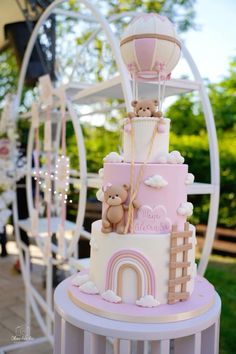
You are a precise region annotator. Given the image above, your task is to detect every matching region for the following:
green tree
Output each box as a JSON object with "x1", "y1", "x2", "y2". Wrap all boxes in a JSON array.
[{"x1": 166, "y1": 56, "x2": 236, "y2": 228}]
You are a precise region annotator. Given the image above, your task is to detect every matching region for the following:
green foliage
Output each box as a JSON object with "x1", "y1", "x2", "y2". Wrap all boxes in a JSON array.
[
  {"x1": 166, "y1": 56, "x2": 236, "y2": 228},
  {"x1": 205, "y1": 255, "x2": 236, "y2": 354},
  {"x1": 104, "y1": 0, "x2": 197, "y2": 33},
  {"x1": 209, "y1": 58, "x2": 236, "y2": 133},
  {"x1": 0, "y1": 49, "x2": 18, "y2": 108}
]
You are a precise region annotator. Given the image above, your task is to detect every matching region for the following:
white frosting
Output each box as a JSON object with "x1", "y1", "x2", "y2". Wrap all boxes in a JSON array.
[
  {"x1": 72, "y1": 273, "x2": 90, "y2": 287},
  {"x1": 156, "y1": 151, "x2": 184, "y2": 164},
  {"x1": 102, "y1": 290, "x2": 121, "y2": 303},
  {"x1": 79, "y1": 281, "x2": 99, "y2": 294},
  {"x1": 144, "y1": 174, "x2": 168, "y2": 188},
  {"x1": 136, "y1": 295, "x2": 160, "y2": 308},
  {"x1": 98, "y1": 168, "x2": 104, "y2": 178},
  {"x1": 103, "y1": 152, "x2": 124, "y2": 163},
  {"x1": 156, "y1": 155, "x2": 168, "y2": 164},
  {"x1": 177, "y1": 202, "x2": 193, "y2": 217},
  {"x1": 90, "y1": 237, "x2": 99, "y2": 251},
  {"x1": 185, "y1": 173, "x2": 195, "y2": 185},
  {"x1": 90, "y1": 220, "x2": 196, "y2": 305},
  {"x1": 96, "y1": 188, "x2": 104, "y2": 202},
  {"x1": 168, "y1": 151, "x2": 184, "y2": 164}
]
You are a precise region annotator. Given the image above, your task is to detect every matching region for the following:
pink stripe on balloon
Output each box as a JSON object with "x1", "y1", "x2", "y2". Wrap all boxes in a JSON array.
[
  {"x1": 135, "y1": 38, "x2": 156, "y2": 72},
  {"x1": 105, "y1": 249, "x2": 156, "y2": 297}
]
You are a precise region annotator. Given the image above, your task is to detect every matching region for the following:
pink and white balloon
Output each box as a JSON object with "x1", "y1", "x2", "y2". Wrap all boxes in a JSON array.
[{"x1": 120, "y1": 13, "x2": 181, "y2": 81}]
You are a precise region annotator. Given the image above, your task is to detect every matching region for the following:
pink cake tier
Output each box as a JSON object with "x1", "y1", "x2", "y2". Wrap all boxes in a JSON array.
[{"x1": 102, "y1": 162, "x2": 190, "y2": 233}]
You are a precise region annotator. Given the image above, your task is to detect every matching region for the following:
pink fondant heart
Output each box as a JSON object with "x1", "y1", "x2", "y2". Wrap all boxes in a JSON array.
[{"x1": 134, "y1": 205, "x2": 171, "y2": 234}]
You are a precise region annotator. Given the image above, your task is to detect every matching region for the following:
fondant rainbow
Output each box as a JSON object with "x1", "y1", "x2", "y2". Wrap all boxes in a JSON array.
[{"x1": 105, "y1": 249, "x2": 156, "y2": 298}]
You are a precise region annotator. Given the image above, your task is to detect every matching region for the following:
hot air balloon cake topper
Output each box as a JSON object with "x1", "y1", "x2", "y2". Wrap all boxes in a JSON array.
[{"x1": 120, "y1": 13, "x2": 181, "y2": 116}]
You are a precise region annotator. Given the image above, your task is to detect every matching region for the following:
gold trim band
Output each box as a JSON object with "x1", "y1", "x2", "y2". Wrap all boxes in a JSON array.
[
  {"x1": 68, "y1": 289, "x2": 215, "y2": 324},
  {"x1": 120, "y1": 33, "x2": 181, "y2": 49}
]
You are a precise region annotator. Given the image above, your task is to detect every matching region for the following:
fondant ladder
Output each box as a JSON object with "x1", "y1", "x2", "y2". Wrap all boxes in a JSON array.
[{"x1": 168, "y1": 222, "x2": 193, "y2": 304}]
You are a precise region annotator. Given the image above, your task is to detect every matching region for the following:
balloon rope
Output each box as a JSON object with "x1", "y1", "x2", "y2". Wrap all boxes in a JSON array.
[
  {"x1": 135, "y1": 80, "x2": 138, "y2": 101},
  {"x1": 124, "y1": 119, "x2": 135, "y2": 234},
  {"x1": 160, "y1": 79, "x2": 166, "y2": 113},
  {"x1": 132, "y1": 73, "x2": 135, "y2": 101},
  {"x1": 158, "y1": 72, "x2": 161, "y2": 109},
  {"x1": 125, "y1": 122, "x2": 158, "y2": 234}
]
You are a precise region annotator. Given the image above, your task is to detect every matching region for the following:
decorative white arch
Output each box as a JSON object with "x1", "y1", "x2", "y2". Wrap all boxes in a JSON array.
[{"x1": 9, "y1": 2, "x2": 220, "y2": 352}]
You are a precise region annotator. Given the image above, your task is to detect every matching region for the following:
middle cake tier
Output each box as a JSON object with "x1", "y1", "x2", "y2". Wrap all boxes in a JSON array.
[{"x1": 102, "y1": 162, "x2": 192, "y2": 233}]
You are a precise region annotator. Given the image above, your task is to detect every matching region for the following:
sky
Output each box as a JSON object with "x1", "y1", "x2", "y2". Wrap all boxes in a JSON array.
[{"x1": 176, "y1": 0, "x2": 236, "y2": 82}]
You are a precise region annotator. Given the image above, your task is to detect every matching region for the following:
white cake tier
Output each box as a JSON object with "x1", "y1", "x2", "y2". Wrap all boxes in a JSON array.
[
  {"x1": 123, "y1": 117, "x2": 170, "y2": 163},
  {"x1": 90, "y1": 220, "x2": 197, "y2": 305}
]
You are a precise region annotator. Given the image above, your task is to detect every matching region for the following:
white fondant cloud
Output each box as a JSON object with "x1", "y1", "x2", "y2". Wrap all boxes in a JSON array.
[
  {"x1": 136, "y1": 295, "x2": 160, "y2": 308},
  {"x1": 72, "y1": 273, "x2": 90, "y2": 287},
  {"x1": 168, "y1": 151, "x2": 185, "y2": 164},
  {"x1": 156, "y1": 154, "x2": 168, "y2": 164},
  {"x1": 185, "y1": 173, "x2": 195, "y2": 185},
  {"x1": 177, "y1": 202, "x2": 193, "y2": 217},
  {"x1": 96, "y1": 188, "x2": 104, "y2": 202},
  {"x1": 156, "y1": 151, "x2": 184, "y2": 164},
  {"x1": 102, "y1": 290, "x2": 121, "y2": 303},
  {"x1": 144, "y1": 174, "x2": 168, "y2": 188},
  {"x1": 103, "y1": 152, "x2": 123, "y2": 163},
  {"x1": 90, "y1": 237, "x2": 99, "y2": 251},
  {"x1": 98, "y1": 168, "x2": 104, "y2": 178},
  {"x1": 79, "y1": 281, "x2": 99, "y2": 294}
]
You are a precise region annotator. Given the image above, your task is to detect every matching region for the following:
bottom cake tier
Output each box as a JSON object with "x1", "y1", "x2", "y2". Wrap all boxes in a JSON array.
[{"x1": 87, "y1": 220, "x2": 197, "y2": 306}]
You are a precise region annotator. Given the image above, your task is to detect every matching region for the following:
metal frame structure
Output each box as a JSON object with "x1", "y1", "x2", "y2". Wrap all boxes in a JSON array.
[{"x1": 0, "y1": 1, "x2": 219, "y2": 352}]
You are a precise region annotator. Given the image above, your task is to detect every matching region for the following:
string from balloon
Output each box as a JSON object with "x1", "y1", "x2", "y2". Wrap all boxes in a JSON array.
[
  {"x1": 125, "y1": 121, "x2": 158, "y2": 234},
  {"x1": 157, "y1": 72, "x2": 167, "y2": 115}
]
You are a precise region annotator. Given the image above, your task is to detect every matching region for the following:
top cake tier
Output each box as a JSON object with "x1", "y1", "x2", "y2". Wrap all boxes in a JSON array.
[{"x1": 123, "y1": 117, "x2": 170, "y2": 163}]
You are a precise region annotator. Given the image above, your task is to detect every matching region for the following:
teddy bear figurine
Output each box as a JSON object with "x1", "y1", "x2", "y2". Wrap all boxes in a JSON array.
[
  {"x1": 128, "y1": 99, "x2": 163, "y2": 119},
  {"x1": 102, "y1": 184, "x2": 139, "y2": 234}
]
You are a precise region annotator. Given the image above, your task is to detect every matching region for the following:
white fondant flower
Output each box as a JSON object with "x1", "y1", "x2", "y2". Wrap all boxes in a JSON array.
[
  {"x1": 185, "y1": 173, "x2": 195, "y2": 185},
  {"x1": 136, "y1": 295, "x2": 160, "y2": 308},
  {"x1": 96, "y1": 188, "x2": 104, "y2": 202},
  {"x1": 177, "y1": 202, "x2": 193, "y2": 217},
  {"x1": 144, "y1": 175, "x2": 168, "y2": 188},
  {"x1": 167, "y1": 151, "x2": 184, "y2": 164},
  {"x1": 102, "y1": 290, "x2": 121, "y2": 303},
  {"x1": 72, "y1": 273, "x2": 90, "y2": 287},
  {"x1": 103, "y1": 152, "x2": 124, "y2": 163},
  {"x1": 2, "y1": 190, "x2": 15, "y2": 205},
  {"x1": 79, "y1": 281, "x2": 99, "y2": 294},
  {"x1": 90, "y1": 238, "x2": 99, "y2": 251},
  {"x1": 98, "y1": 168, "x2": 104, "y2": 178}
]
